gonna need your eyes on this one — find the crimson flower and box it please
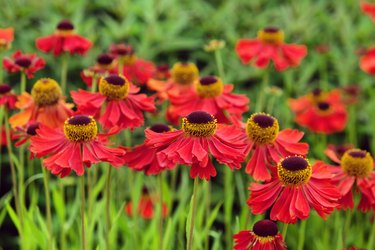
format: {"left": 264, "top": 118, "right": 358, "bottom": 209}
{"left": 9, "top": 78, "right": 73, "bottom": 129}
{"left": 248, "top": 155, "right": 340, "bottom": 224}
{"left": 36, "top": 20, "right": 92, "bottom": 56}
{"left": 0, "top": 84, "right": 17, "bottom": 110}
{"left": 236, "top": 27, "right": 307, "bottom": 71}
{"left": 361, "top": 1, "right": 375, "bottom": 21}
{"left": 124, "top": 124, "right": 176, "bottom": 175}
{"left": 166, "top": 76, "right": 249, "bottom": 125}
{"left": 0, "top": 28, "right": 13, "bottom": 51}
{"left": 240, "top": 113, "right": 309, "bottom": 181}
{"left": 3, "top": 50, "right": 45, "bottom": 79}
{"left": 13, "top": 122, "right": 40, "bottom": 147}
{"left": 81, "top": 53, "right": 116, "bottom": 87}
{"left": 359, "top": 46, "right": 375, "bottom": 75}
{"left": 29, "top": 115, "right": 125, "bottom": 177}
{"left": 324, "top": 147, "right": 375, "bottom": 212}
{"left": 233, "top": 220, "right": 286, "bottom": 250}
{"left": 146, "top": 111, "right": 246, "bottom": 180}
{"left": 71, "top": 74, "right": 155, "bottom": 130}
{"left": 125, "top": 189, "right": 168, "bottom": 219}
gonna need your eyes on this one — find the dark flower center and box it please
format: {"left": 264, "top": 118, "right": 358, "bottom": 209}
{"left": 253, "top": 114, "right": 275, "bottom": 128}
{"left": 26, "top": 122, "right": 40, "bottom": 136}
{"left": 312, "top": 88, "right": 322, "bottom": 96}
{"left": 57, "top": 20, "right": 74, "bottom": 30}
{"left": 186, "top": 111, "right": 214, "bottom": 124}
{"left": 150, "top": 124, "right": 171, "bottom": 133}
{"left": 348, "top": 150, "right": 367, "bottom": 158}
{"left": 200, "top": 76, "right": 217, "bottom": 86}
{"left": 281, "top": 156, "right": 308, "bottom": 171}
{"left": 15, "top": 57, "right": 32, "bottom": 68}
{"left": 97, "top": 54, "right": 113, "bottom": 65}
{"left": 0, "top": 84, "right": 11, "bottom": 94}
{"left": 252, "top": 220, "right": 278, "bottom": 237}
{"left": 263, "top": 27, "right": 279, "bottom": 33}
{"left": 68, "top": 115, "right": 92, "bottom": 125}
{"left": 157, "top": 64, "right": 169, "bottom": 72}
{"left": 317, "top": 102, "right": 330, "bottom": 111}
{"left": 105, "top": 75, "right": 125, "bottom": 86}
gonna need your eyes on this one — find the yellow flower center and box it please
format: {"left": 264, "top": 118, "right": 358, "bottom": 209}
{"left": 64, "top": 115, "right": 98, "bottom": 142}
{"left": 195, "top": 76, "right": 224, "bottom": 98}
{"left": 246, "top": 113, "right": 279, "bottom": 144}
{"left": 31, "top": 78, "right": 62, "bottom": 106}
{"left": 277, "top": 156, "right": 312, "bottom": 186}
{"left": 182, "top": 111, "right": 217, "bottom": 137}
{"left": 171, "top": 62, "right": 199, "bottom": 86}
{"left": 99, "top": 75, "right": 129, "bottom": 100}
{"left": 341, "top": 149, "right": 373, "bottom": 177}
{"left": 257, "top": 27, "right": 284, "bottom": 44}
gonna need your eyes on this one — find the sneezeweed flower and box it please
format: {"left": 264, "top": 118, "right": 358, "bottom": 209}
{"left": 324, "top": 148, "right": 375, "bottom": 211}
{"left": 0, "top": 28, "right": 14, "bottom": 51}
{"left": 325, "top": 143, "right": 354, "bottom": 162}
{"left": 124, "top": 124, "right": 176, "bottom": 175}
{"left": 0, "top": 84, "right": 17, "bottom": 110}
{"left": 167, "top": 76, "right": 249, "bottom": 124}
{"left": 359, "top": 46, "right": 375, "bottom": 75}
{"left": 9, "top": 78, "right": 73, "bottom": 128}
{"left": 236, "top": 27, "right": 307, "bottom": 71}
{"left": 71, "top": 74, "right": 156, "bottom": 130}
{"left": 36, "top": 20, "right": 92, "bottom": 56}
{"left": 13, "top": 122, "right": 40, "bottom": 147}
{"left": 248, "top": 155, "right": 340, "bottom": 223}
{"left": 29, "top": 115, "right": 125, "bottom": 177}
{"left": 361, "top": 1, "right": 375, "bottom": 21}
{"left": 3, "top": 50, "right": 46, "bottom": 79}
{"left": 124, "top": 190, "right": 168, "bottom": 219}
{"left": 146, "top": 111, "right": 246, "bottom": 180}
{"left": 110, "top": 43, "right": 156, "bottom": 85}
{"left": 241, "top": 113, "right": 309, "bottom": 181}
{"left": 233, "top": 219, "right": 286, "bottom": 250}
{"left": 289, "top": 89, "right": 347, "bottom": 134}
{"left": 81, "top": 53, "right": 115, "bottom": 88}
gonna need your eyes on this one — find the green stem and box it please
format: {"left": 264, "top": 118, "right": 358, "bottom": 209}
{"left": 124, "top": 129, "right": 132, "bottom": 147}
{"left": 204, "top": 181, "right": 211, "bottom": 250}
{"left": 42, "top": 167, "right": 53, "bottom": 250}
{"left": 224, "top": 168, "right": 233, "bottom": 248}
{"left": 91, "top": 75, "right": 98, "bottom": 93}
{"left": 118, "top": 60, "right": 124, "bottom": 76}
{"left": 81, "top": 176, "right": 86, "bottom": 250}
{"left": 59, "top": 181, "right": 67, "bottom": 250}
{"left": 60, "top": 53, "right": 69, "bottom": 95}
{"left": 347, "top": 105, "right": 357, "bottom": 146}
{"left": 20, "top": 72, "right": 27, "bottom": 94}
{"left": 367, "top": 214, "right": 375, "bottom": 249}
{"left": 105, "top": 167, "right": 112, "bottom": 250}
{"left": 255, "top": 71, "right": 269, "bottom": 112}
{"left": 297, "top": 220, "right": 307, "bottom": 250}
{"left": 282, "top": 223, "right": 289, "bottom": 241}
{"left": 159, "top": 173, "right": 164, "bottom": 250}
{"left": 187, "top": 178, "right": 199, "bottom": 250}
{"left": 214, "top": 49, "right": 225, "bottom": 81}
{"left": 343, "top": 209, "right": 352, "bottom": 247}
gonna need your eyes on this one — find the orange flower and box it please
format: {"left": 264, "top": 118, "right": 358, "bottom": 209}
{"left": 0, "top": 28, "right": 14, "bottom": 51}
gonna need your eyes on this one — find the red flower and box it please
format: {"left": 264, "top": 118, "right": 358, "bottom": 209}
{"left": 36, "top": 20, "right": 92, "bottom": 56}
{"left": 359, "top": 46, "right": 375, "bottom": 75}
{"left": 0, "top": 28, "right": 14, "bottom": 50}
{"left": 81, "top": 53, "right": 116, "bottom": 87}
{"left": 236, "top": 27, "right": 307, "bottom": 71}
{"left": 166, "top": 76, "right": 249, "bottom": 125}
{"left": 71, "top": 75, "right": 156, "bottom": 130}
{"left": 324, "top": 148, "right": 375, "bottom": 212}
{"left": 9, "top": 78, "right": 73, "bottom": 129}
{"left": 233, "top": 220, "right": 286, "bottom": 250}
{"left": 3, "top": 50, "right": 45, "bottom": 79}
{"left": 124, "top": 124, "right": 176, "bottom": 175}
{"left": 12, "top": 122, "right": 40, "bottom": 147}
{"left": 29, "top": 115, "right": 125, "bottom": 177}
{"left": 241, "top": 113, "right": 309, "bottom": 181}
{"left": 109, "top": 43, "right": 156, "bottom": 85}
{"left": 361, "top": 1, "right": 375, "bottom": 21}
{"left": 248, "top": 156, "right": 340, "bottom": 224}
{"left": 146, "top": 111, "right": 246, "bottom": 180}
{"left": 289, "top": 89, "right": 347, "bottom": 134}
{"left": 125, "top": 192, "right": 168, "bottom": 219}
{"left": 0, "top": 84, "right": 17, "bottom": 110}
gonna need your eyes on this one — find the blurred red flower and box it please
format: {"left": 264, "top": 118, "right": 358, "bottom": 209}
{"left": 3, "top": 50, "right": 45, "bottom": 79}
{"left": 359, "top": 46, "right": 375, "bottom": 75}
{"left": 81, "top": 53, "right": 116, "bottom": 88}
{"left": 361, "top": 1, "right": 375, "bottom": 21}
{"left": 12, "top": 122, "right": 40, "bottom": 147}
{"left": 0, "top": 84, "right": 17, "bottom": 110}
{"left": 0, "top": 28, "right": 14, "bottom": 51}
{"left": 125, "top": 193, "right": 168, "bottom": 220}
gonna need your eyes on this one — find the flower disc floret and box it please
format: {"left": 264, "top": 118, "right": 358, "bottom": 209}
{"left": 15, "top": 57, "right": 32, "bottom": 68}
{"left": 246, "top": 113, "right": 279, "bottom": 144}
{"left": 257, "top": 27, "right": 285, "bottom": 44}
{"left": 31, "top": 78, "right": 62, "bottom": 106}
{"left": 150, "top": 124, "right": 171, "bottom": 133}
{"left": 26, "top": 122, "right": 40, "bottom": 136}
{"left": 63, "top": 115, "right": 97, "bottom": 142}
{"left": 171, "top": 62, "right": 199, "bottom": 85}
{"left": 196, "top": 76, "right": 224, "bottom": 98}
{"left": 341, "top": 149, "right": 373, "bottom": 177}
{"left": 182, "top": 111, "right": 217, "bottom": 137}
{"left": 277, "top": 156, "right": 312, "bottom": 186}
{"left": 99, "top": 74, "right": 129, "bottom": 100}
{"left": 0, "top": 84, "right": 11, "bottom": 94}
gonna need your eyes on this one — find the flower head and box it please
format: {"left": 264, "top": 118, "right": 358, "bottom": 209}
{"left": 248, "top": 155, "right": 340, "bottom": 223}
{"left": 0, "top": 84, "right": 17, "bottom": 110}
{"left": 81, "top": 53, "right": 116, "bottom": 87}
{"left": 359, "top": 46, "right": 375, "bottom": 75}
{"left": 236, "top": 27, "right": 307, "bottom": 71}
{"left": 361, "top": 1, "right": 375, "bottom": 21}
{"left": 0, "top": 28, "right": 14, "bottom": 51}
{"left": 3, "top": 50, "right": 46, "bottom": 79}
{"left": 13, "top": 122, "right": 40, "bottom": 147}
{"left": 29, "top": 115, "right": 125, "bottom": 177}
{"left": 36, "top": 20, "right": 92, "bottom": 56}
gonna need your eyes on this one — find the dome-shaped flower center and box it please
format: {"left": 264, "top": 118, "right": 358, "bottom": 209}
{"left": 56, "top": 20, "right": 75, "bottom": 36}
{"left": 0, "top": 84, "right": 11, "bottom": 94}
{"left": 171, "top": 62, "right": 199, "bottom": 86}
{"left": 341, "top": 149, "right": 373, "bottom": 177}
{"left": 196, "top": 76, "right": 224, "bottom": 98}
{"left": 99, "top": 75, "right": 129, "bottom": 100}
{"left": 31, "top": 78, "right": 62, "bottom": 106}
{"left": 253, "top": 220, "right": 278, "bottom": 237}
{"left": 257, "top": 27, "right": 284, "bottom": 44}
{"left": 317, "top": 102, "right": 330, "bottom": 111}
{"left": 182, "top": 111, "right": 217, "bottom": 137}
{"left": 246, "top": 113, "right": 279, "bottom": 144}
{"left": 277, "top": 156, "right": 312, "bottom": 186}
{"left": 26, "top": 122, "right": 40, "bottom": 136}
{"left": 15, "top": 57, "right": 32, "bottom": 68}
{"left": 97, "top": 54, "right": 113, "bottom": 67}
{"left": 64, "top": 115, "right": 98, "bottom": 142}
{"left": 150, "top": 124, "right": 171, "bottom": 133}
